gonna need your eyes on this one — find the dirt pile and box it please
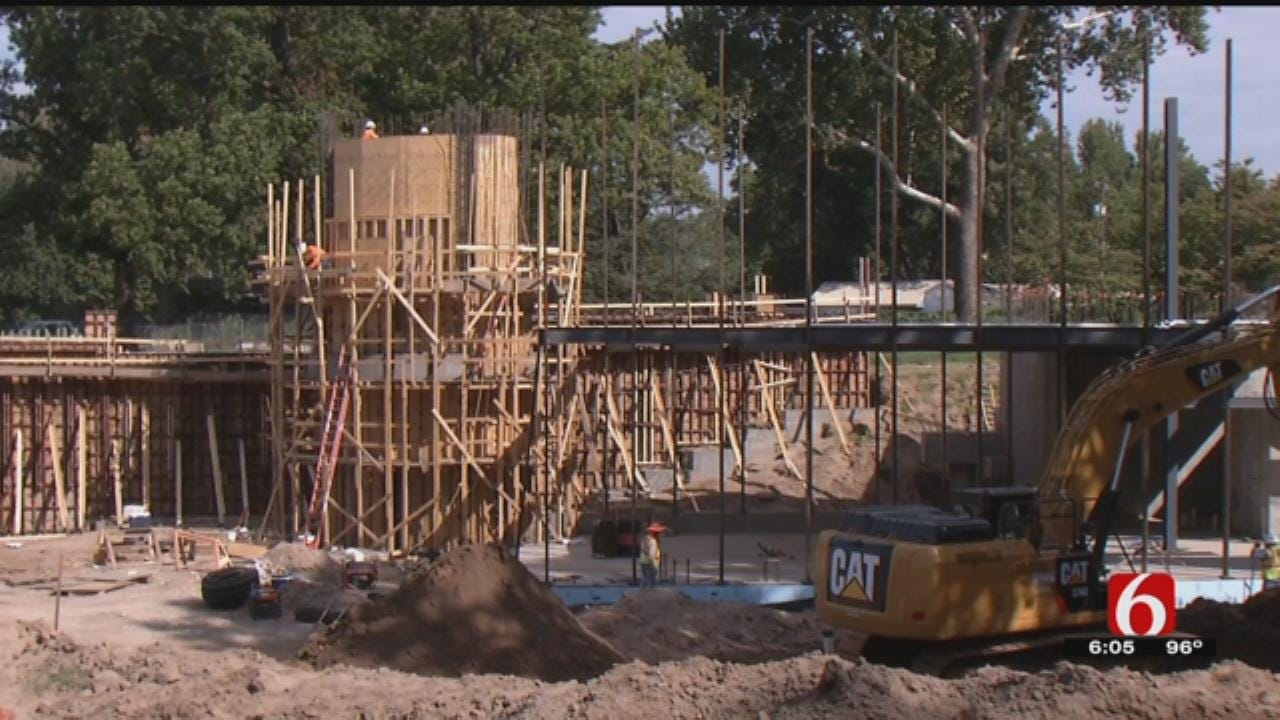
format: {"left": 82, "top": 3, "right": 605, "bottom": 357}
{"left": 5, "top": 617, "right": 1279, "bottom": 720}
{"left": 1178, "top": 590, "right": 1280, "bottom": 671}
{"left": 300, "top": 543, "right": 625, "bottom": 681}
{"left": 262, "top": 541, "right": 346, "bottom": 610}
{"left": 580, "top": 589, "right": 864, "bottom": 664}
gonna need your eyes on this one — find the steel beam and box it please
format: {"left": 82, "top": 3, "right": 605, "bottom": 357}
{"left": 544, "top": 324, "right": 1185, "bottom": 354}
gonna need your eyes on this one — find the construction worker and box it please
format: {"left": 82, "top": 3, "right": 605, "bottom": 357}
{"left": 362, "top": 119, "right": 379, "bottom": 140}
{"left": 1260, "top": 534, "right": 1280, "bottom": 591}
{"left": 639, "top": 521, "right": 666, "bottom": 588}
{"left": 303, "top": 243, "right": 327, "bottom": 270}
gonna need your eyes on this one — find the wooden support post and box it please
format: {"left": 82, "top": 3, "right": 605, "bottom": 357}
{"left": 206, "top": 413, "right": 226, "bottom": 525}
{"left": 238, "top": 438, "right": 250, "bottom": 517}
{"left": 76, "top": 407, "right": 86, "bottom": 531}
{"left": 11, "top": 430, "right": 22, "bottom": 535}
{"left": 431, "top": 409, "right": 520, "bottom": 508}
{"left": 705, "top": 356, "right": 745, "bottom": 476}
{"left": 111, "top": 439, "right": 124, "bottom": 528}
{"left": 140, "top": 403, "right": 150, "bottom": 511}
{"left": 812, "top": 352, "right": 852, "bottom": 455}
{"left": 602, "top": 378, "right": 650, "bottom": 494}
{"left": 47, "top": 421, "right": 69, "bottom": 532}
{"left": 175, "top": 438, "right": 184, "bottom": 527}
{"left": 651, "top": 373, "right": 699, "bottom": 512}
{"left": 753, "top": 360, "right": 803, "bottom": 481}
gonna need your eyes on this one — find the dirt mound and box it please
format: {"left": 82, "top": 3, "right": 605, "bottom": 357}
{"left": 262, "top": 542, "right": 342, "bottom": 584}
{"left": 1179, "top": 594, "right": 1280, "bottom": 672}
{"left": 1243, "top": 588, "right": 1280, "bottom": 626}
{"left": 262, "top": 542, "right": 347, "bottom": 611}
{"left": 581, "top": 589, "right": 863, "bottom": 664}
{"left": 300, "top": 543, "right": 624, "bottom": 681}
{"left": 7, "top": 618, "right": 1280, "bottom": 720}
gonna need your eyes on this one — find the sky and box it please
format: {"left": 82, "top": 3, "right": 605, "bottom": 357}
{"left": 2, "top": 8, "right": 1274, "bottom": 177}
{"left": 595, "top": 5, "right": 1280, "bottom": 179}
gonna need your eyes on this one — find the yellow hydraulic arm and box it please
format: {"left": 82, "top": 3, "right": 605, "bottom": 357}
{"left": 1033, "top": 287, "right": 1280, "bottom": 551}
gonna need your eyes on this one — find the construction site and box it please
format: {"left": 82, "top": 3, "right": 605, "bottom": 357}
{"left": 3, "top": 21, "right": 1280, "bottom": 720}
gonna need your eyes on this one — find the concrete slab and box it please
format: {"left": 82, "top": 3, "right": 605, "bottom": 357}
{"left": 522, "top": 532, "right": 1271, "bottom": 607}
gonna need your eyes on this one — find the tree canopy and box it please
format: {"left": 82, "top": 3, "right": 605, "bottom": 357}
{"left": 1, "top": 6, "right": 1275, "bottom": 328}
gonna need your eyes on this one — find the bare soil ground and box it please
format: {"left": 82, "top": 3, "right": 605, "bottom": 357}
{"left": 2, "top": 535, "right": 1278, "bottom": 719}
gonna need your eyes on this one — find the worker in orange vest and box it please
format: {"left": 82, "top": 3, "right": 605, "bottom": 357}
{"left": 362, "top": 119, "right": 379, "bottom": 140}
{"left": 640, "top": 522, "right": 667, "bottom": 588}
{"left": 303, "top": 244, "right": 327, "bottom": 270}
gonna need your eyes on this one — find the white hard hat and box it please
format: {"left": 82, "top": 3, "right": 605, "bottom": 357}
{"left": 364, "top": 119, "right": 376, "bottom": 129}
{"left": 418, "top": 125, "right": 430, "bottom": 135}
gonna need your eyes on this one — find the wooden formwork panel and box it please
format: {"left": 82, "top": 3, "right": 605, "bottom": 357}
{"left": 0, "top": 378, "right": 270, "bottom": 536}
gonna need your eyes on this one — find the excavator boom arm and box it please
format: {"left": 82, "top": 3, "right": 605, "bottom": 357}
{"left": 1034, "top": 289, "right": 1280, "bottom": 549}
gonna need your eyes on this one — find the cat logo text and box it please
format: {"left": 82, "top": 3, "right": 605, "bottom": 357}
{"left": 826, "top": 539, "right": 893, "bottom": 612}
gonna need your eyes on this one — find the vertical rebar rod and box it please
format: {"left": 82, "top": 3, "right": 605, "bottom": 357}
{"left": 803, "top": 26, "right": 815, "bottom": 582}
{"left": 1004, "top": 106, "right": 1015, "bottom": 486}
{"left": 940, "top": 102, "right": 949, "bottom": 502}
{"left": 890, "top": 34, "right": 900, "bottom": 504}
{"left": 1163, "top": 96, "right": 1181, "bottom": 556}
{"left": 1140, "top": 28, "right": 1151, "bottom": 571}
{"left": 718, "top": 27, "right": 727, "bottom": 586}
{"left": 670, "top": 78, "right": 680, "bottom": 518}
{"left": 603, "top": 97, "right": 610, "bottom": 328}
{"left": 630, "top": 28, "right": 641, "bottom": 584}
{"left": 738, "top": 109, "right": 749, "bottom": 514}
{"left": 975, "top": 88, "right": 986, "bottom": 488}
{"left": 873, "top": 103, "right": 883, "bottom": 501}
{"left": 1221, "top": 38, "right": 1234, "bottom": 579}
{"left": 600, "top": 97, "right": 612, "bottom": 518}
{"left": 1004, "top": 107, "right": 1014, "bottom": 322}
{"left": 1056, "top": 35, "right": 1068, "bottom": 431}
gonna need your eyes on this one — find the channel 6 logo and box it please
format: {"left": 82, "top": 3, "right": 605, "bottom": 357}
{"left": 1107, "top": 573, "right": 1176, "bottom": 636}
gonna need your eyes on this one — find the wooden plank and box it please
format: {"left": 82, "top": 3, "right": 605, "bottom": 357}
{"left": 227, "top": 541, "right": 267, "bottom": 559}
{"left": 46, "top": 421, "right": 69, "bottom": 532}
{"left": 111, "top": 439, "right": 124, "bottom": 528}
{"left": 12, "top": 430, "right": 22, "bottom": 535}
{"left": 76, "top": 407, "right": 86, "bottom": 531}
{"left": 601, "top": 377, "right": 650, "bottom": 494}
{"left": 175, "top": 439, "right": 183, "bottom": 526}
{"left": 376, "top": 268, "right": 440, "bottom": 345}
{"left": 812, "top": 352, "right": 852, "bottom": 455}
{"left": 140, "top": 403, "right": 150, "bottom": 511}
{"left": 753, "top": 359, "right": 803, "bottom": 481}
{"left": 705, "top": 356, "right": 745, "bottom": 476}
{"left": 650, "top": 373, "right": 699, "bottom": 512}
{"left": 205, "top": 413, "right": 226, "bottom": 525}
{"left": 238, "top": 438, "right": 250, "bottom": 517}
{"left": 431, "top": 408, "right": 520, "bottom": 508}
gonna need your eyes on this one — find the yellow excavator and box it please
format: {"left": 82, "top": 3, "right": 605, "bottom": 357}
{"left": 815, "top": 286, "right": 1280, "bottom": 671}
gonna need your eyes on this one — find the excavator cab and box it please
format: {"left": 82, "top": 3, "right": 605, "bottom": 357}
{"left": 955, "top": 487, "right": 1037, "bottom": 540}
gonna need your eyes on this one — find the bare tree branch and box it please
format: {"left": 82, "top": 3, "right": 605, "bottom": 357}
{"left": 983, "top": 7, "right": 1030, "bottom": 112}
{"left": 857, "top": 44, "right": 973, "bottom": 151}
{"left": 822, "top": 125, "right": 962, "bottom": 220}
{"left": 961, "top": 8, "right": 979, "bottom": 43}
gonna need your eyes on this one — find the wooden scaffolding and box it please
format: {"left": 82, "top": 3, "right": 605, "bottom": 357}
{"left": 263, "top": 129, "right": 585, "bottom": 552}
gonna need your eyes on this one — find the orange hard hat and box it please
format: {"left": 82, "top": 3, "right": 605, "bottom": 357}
{"left": 647, "top": 522, "right": 668, "bottom": 535}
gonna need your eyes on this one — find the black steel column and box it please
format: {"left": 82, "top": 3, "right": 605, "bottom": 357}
{"left": 1163, "top": 96, "right": 1181, "bottom": 555}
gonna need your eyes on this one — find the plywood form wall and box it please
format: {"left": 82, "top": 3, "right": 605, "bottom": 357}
{"left": 0, "top": 378, "right": 271, "bottom": 535}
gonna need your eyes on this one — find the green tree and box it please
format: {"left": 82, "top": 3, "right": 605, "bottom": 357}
{"left": 0, "top": 7, "right": 722, "bottom": 322}
{"left": 668, "top": 6, "right": 1208, "bottom": 322}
